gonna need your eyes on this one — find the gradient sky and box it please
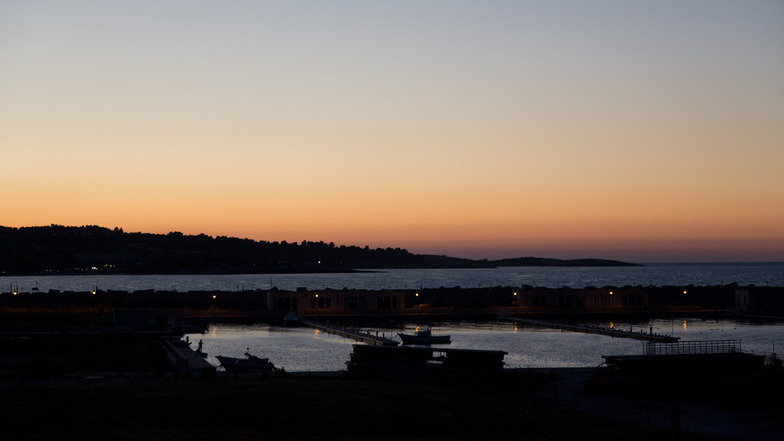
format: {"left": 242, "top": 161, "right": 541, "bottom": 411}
{"left": 2, "top": 1, "right": 783, "bottom": 262}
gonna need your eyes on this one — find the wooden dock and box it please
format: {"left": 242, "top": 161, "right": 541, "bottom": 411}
{"left": 499, "top": 317, "right": 679, "bottom": 342}
{"left": 298, "top": 319, "right": 399, "bottom": 346}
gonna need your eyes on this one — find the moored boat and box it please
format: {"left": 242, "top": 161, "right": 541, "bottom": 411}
{"left": 216, "top": 351, "right": 276, "bottom": 373}
{"left": 398, "top": 326, "right": 451, "bottom": 345}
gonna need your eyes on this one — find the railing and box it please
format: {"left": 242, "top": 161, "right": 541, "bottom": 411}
{"left": 644, "top": 339, "right": 741, "bottom": 356}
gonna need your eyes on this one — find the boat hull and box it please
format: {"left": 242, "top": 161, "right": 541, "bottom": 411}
{"left": 216, "top": 355, "right": 276, "bottom": 373}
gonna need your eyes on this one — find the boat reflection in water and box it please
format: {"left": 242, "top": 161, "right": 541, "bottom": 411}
{"left": 398, "top": 326, "right": 451, "bottom": 345}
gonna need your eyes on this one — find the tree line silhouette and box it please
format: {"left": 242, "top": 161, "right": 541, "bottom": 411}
{"left": 0, "top": 225, "right": 636, "bottom": 275}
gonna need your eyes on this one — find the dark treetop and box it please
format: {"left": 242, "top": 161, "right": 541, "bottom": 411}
{"left": 0, "top": 225, "right": 638, "bottom": 275}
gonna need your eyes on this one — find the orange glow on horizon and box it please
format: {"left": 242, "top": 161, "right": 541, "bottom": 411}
{"left": 2, "top": 210, "right": 783, "bottom": 262}
{"left": 2, "top": 2, "right": 782, "bottom": 263}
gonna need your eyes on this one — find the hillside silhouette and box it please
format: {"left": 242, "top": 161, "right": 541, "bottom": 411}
{"left": 0, "top": 225, "right": 638, "bottom": 275}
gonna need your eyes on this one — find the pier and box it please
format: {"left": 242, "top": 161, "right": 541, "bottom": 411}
{"left": 297, "top": 319, "right": 399, "bottom": 346}
{"left": 161, "top": 336, "right": 215, "bottom": 374}
{"left": 500, "top": 317, "right": 679, "bottom": 342}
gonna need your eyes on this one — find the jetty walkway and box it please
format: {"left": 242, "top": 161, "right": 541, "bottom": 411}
{"left": 499, "top": 317, "right": 679, "bottom": 342}
{"left": 161, "top": 336, "right": 215, "bottom": 374}
{"left": 298, "top": 319, "right": 399, "bottom": 346}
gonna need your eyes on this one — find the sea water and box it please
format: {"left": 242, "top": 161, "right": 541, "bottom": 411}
{"left": 3, "top": 262, "right": 783, "bottom": 293}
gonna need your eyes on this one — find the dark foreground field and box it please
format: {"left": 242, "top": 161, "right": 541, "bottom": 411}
{"left": 1, "top": 373, "right": 762, "bottom": 441}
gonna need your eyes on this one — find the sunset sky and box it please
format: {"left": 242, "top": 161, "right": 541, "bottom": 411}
{"left": 2, "top": 1, "right": 783, "bottom": 262}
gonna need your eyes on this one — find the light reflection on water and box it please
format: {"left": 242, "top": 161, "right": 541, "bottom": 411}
{"left": 187, "top": 319, "right": 784, "bottom": 372}
{"left": 190, "top": 324, "right": 357, "bottom": 373}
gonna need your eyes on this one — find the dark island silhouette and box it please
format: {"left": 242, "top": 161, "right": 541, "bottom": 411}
{"left": 0, "top": 225, "right": 639, "bottom": 275}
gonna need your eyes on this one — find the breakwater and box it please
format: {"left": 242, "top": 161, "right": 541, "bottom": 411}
{"left": 499, "top": 317, "right": 679, "bottom": 342}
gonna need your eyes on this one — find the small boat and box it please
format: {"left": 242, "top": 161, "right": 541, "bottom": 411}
{"left": 216, "top": 351, "right": 276, "bottom": 373}
{"left": 398, "top": 326, "right": 451, "bottom": 345}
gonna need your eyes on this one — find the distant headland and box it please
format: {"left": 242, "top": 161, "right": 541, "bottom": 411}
{"left": 0, "top": 225, "right": 639, "bottom": 275}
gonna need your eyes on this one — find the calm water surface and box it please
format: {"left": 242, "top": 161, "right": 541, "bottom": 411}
{"left": 187, "top": 318, "right": 784, "bottom": 372}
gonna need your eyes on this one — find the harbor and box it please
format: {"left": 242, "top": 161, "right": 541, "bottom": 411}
{"left": 1, "top": 300, "right": 782, "bottom": 441}
{"left": 1, "top": 268, "right": 782, "bottom": 440}
{"left": 188, "top": 316, "right": 782, "bottom": 372}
